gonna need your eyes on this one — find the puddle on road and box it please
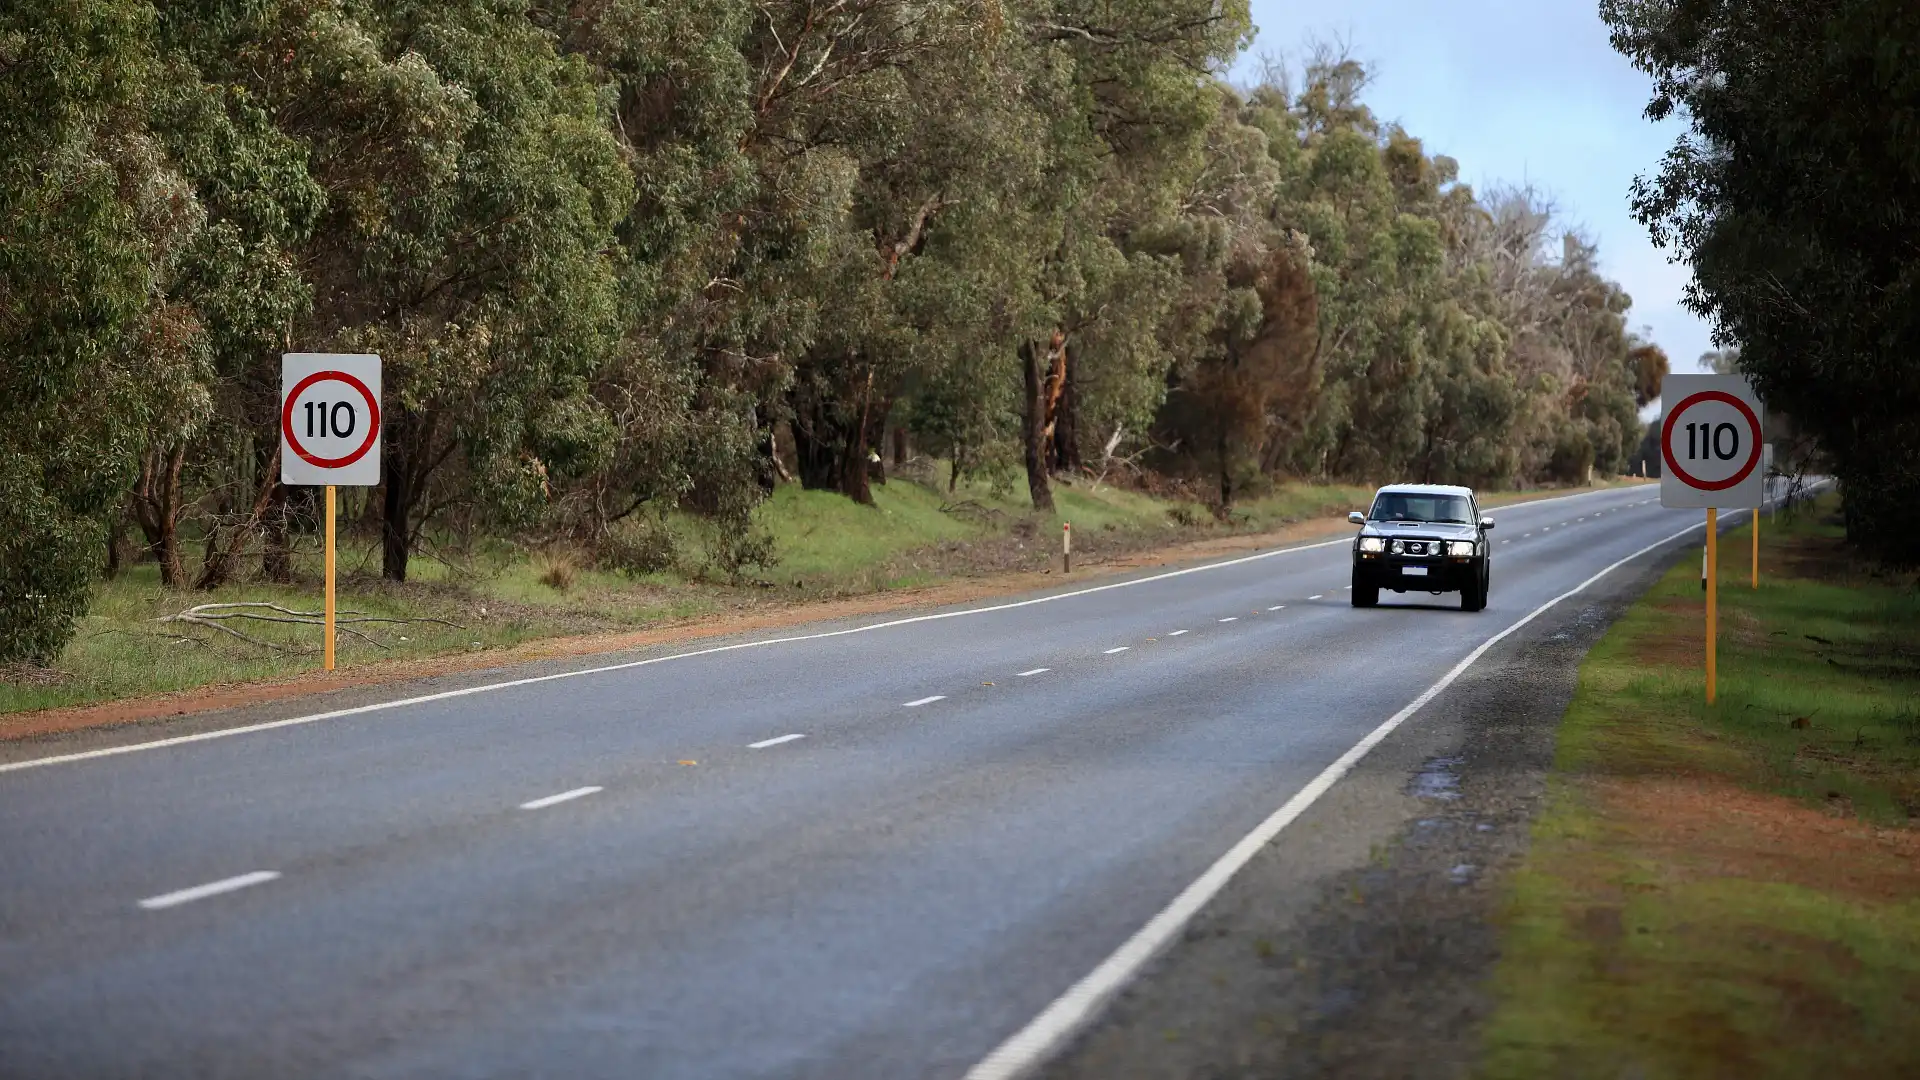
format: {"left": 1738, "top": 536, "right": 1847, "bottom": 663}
{"left": 1409, "top": 756, "right": 1465, "bottom": 801}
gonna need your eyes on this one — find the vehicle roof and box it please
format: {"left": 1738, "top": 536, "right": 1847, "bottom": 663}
{"left": 1372, "top": 484, "right": 1476, "bottom": 497}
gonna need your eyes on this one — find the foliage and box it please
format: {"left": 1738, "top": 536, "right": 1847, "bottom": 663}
{"left": 1603, "top": 0, "right": 1920, "bottom": 562}
{"left": 3, "top": 1, "right": 1672, "bottom": 657}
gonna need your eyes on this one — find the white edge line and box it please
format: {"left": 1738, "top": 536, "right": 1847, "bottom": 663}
{"left": 138, "top": 870, "right": 280, "bottom": 911}
{"left": 903, "top": 695, "right": 946, "bottom": 708}
{"left": 960, "top": 515, "right": 1711, "bottom": 1080}
{"left": 0, "top": 485, "right": 1658, "bottom": 776}
{"left": 747, "top": 734, "right": 806, "bottom": 749}
{"left": 1016, "top": 668, "right": 1050, "bottom": 677}
{"left": 519, "top": 785, "right": 603, "bottom": 810}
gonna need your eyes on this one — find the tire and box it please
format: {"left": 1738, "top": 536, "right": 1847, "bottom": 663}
{"left": 1461, "top": 566, "right": 1488, "bottom": 612}
{"left": 1351, "top": 572, "right": 1379, "bottom": 608}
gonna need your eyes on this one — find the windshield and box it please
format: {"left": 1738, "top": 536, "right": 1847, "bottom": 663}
{"left": 1369, "top": 492, "right": 1474, "bottom": 524}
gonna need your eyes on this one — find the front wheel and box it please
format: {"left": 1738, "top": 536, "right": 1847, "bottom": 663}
{"left": 1352, "top": 572, "right": 1379, "bottom": 608}
{"left": 1460, "top": 566, "right": 1488, "bottom": 612}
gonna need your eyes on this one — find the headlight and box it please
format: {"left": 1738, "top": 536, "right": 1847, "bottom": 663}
{"left": 1447, "top": 540, "right": 1477, "bottom": 557}
{"left": 1389, "top": 539, "right": 1404, "bottom": 554}
{"left": 1359, "top": 537, "right": 1384, "bottom": 553}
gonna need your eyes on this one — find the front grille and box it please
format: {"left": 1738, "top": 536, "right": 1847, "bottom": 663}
{"left": 1400, "top": 540, "right": 1432, "bottom": 556}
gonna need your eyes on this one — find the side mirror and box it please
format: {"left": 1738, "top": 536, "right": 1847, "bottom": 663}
{"left": 1348, "top": 511, "right": 1366, "bottom": 525}
{"left": 1480, "top": 517, "right": 1496, "bottom": 530}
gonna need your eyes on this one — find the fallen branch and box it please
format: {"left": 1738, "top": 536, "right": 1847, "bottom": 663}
{"left": 155, "top": 602, "right": 466, "bottom": 653}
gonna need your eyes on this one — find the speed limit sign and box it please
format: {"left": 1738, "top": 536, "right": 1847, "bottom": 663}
{"left": 1660, "top": 374, "right": 1764, "bottom": 509}
{"left": 281, "top": 353, "right": 381, "bottom": 486}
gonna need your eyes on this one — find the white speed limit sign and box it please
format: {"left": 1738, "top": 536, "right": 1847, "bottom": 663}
{"left": 1660, "top": 373, "right": 1764, "bottom": 509}
{"left": 281, "top": 353, "right": 381, "bottom": 487}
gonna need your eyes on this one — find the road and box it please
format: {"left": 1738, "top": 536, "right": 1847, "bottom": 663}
{"left": 0, "top": 485, "right": 1716, "bottom": 1079}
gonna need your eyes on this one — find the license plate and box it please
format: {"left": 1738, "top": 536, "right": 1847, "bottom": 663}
{"left": 1402, "top": 566, "right": 1428, "bottom": 577}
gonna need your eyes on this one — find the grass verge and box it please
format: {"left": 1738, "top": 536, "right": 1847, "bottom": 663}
{"left": 1480, "top": 495, "right": 1920, "bottom": 1079}
{"left": 0, "top": 471, "right": 1641, "bottom": 717}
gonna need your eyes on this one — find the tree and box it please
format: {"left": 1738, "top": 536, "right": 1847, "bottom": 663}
{"left": 1603, "top": 0, "right": 1920, "bottom": 560}
{"left": 0, "top": 0, "right": 212, "bottom": 658}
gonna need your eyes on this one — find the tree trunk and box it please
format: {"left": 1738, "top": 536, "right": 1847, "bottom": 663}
{"left": 1217, "top": 430, "right": 1234, "bottom": 515}
{"left": 131, "top": 444, "right": 189, "bottom": 589}
{"left": 382, "top": 462, "right": 412, "bottom": 582}
{"left": 262, "top": 482, "right": 292, "bottom": 583}
{"left": 1050, "top": 344, "right": 1082, "bottom": 474}
{"left": 197, "top": 446, "right": 283, "bottom": 590}
{"left": 1021, "top": 341, "right": 1056, "bottom": 513}
{"left": 891, "top": 425, "right": 908, "bottom": 468}
{"left": 382, "top": 411, "right": 417, "bottom": 582}
{"left": 105, "top": 512, "right": 126, "bottom": 579}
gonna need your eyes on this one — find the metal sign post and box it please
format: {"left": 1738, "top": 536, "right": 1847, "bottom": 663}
{"left": 1661, "top": 374, "right": 1765, "bottom": 705}
{"left": 281, "top": 353, "right": 382, "bottom": 672}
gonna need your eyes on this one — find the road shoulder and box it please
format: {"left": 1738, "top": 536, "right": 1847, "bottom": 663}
{"left": 1036, "top": 539, "right": 1675, "bottom": 1080}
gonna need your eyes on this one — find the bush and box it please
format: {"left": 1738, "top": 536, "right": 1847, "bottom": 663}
{"left": 600, "top": 516, "right": 679, "bottom": 576}
{"left": 0, "top": 455, "right": 100, "bottom": 663}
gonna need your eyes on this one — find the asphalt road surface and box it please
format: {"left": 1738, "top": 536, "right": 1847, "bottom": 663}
{"left": 0, "top": 486, "right": 1715, "bottom": 1080}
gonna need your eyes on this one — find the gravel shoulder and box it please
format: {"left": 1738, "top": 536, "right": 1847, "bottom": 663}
{"left": 1035, "top": 546, "right": 1682, "bottom": 1080}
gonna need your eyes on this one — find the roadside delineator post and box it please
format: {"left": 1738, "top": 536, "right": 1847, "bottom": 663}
{"left": 1063, "top": 521, "right": 1072, "bottom": 573}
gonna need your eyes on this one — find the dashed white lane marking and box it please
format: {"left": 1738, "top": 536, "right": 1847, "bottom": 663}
{"left": 1104, "top": 647, "right": 1131, "bottom": 654}
{"left": 1016, "top": 668, "right": 1049, "bottom": 677}
{"left": 1167, "top": 630, "right": 1189, "bottom": 637}
{"left": 1524, "top": 532, "right": 1533, "bottom": 537}
{"left": 1308, "top": 595, "right": 1324, "bottom": 601}
{"left": 520, "top": 786, "right": 603, "bottom": 810}
{"left": 903, "top": 696, "right": 946, "bottom": 708}
{"left": 963, "top": 516, "right": 1715, "bottom": 1080}
{"left": 1502, "top": 540, "right": 1511, "bottom": 544}
{"left": 1268, "top": 606, "right": 1286, "bottom": 611}
{"left": 139, "top": 871, "right": 280, "bottom": 911}
{"left": 1217, "top": 617, "right": 1237, "bottom": 623}
{"left": 747, "top": 734, "right": 806, "bottom": 750}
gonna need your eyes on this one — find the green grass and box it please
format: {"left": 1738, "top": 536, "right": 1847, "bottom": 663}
{"left": 1479, "top": 496, "right": 1920, "bottom": 1079}
{"left": 0, "top": 470, "right": 1645, "bottom": 717}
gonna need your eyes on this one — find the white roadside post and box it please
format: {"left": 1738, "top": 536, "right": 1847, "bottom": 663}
{"left": 280, "top": 354, "right": 382, "bottom": 672}
{"left": 1063, "top": 521, "right": 1072, "bottom": 574}
{"left": 1660, "top": 374, "right": 1766, "bottom": 706}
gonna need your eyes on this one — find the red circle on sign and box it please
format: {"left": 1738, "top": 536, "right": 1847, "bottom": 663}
{"left": 282, "top": 370, "right": 381, "bottom": 469}
{"left": 1661, "top": 390, "right": 1761, "bottom": 491}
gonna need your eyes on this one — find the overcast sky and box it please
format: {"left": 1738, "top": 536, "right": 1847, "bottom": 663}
{"left": 1238, "top": 0, "right": 1716, "bottom": 378}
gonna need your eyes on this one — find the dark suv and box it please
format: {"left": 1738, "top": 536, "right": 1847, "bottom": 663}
{"left": 1349, "top": 485, "right": 1494, "bottom": 611}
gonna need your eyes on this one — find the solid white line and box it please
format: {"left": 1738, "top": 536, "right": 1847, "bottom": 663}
{"left": 520, "top": 786, "right": 602, "bottom": 810}
{"left": 138, "top": 871, "right": 280, "bottom": 911}
{"left": 903, "top": 696, "right": 946, "bottom": 708}
{"left": 747, "top": 734, "right": 806, "bottom": 750}
{"left": 1016, "top": 668, "right": 1050, "bottom": 677}
{"left": 0, "top": 486, "right": 1655, "bottom": 776}
{"left": 1166, "top": 630, "right": 1189, "bottom": 637}
{"left": 1103, "top": 647, "right": 1130, "bottom": 655}
{"left": 961, "top": 516, "right": 1710, "bottom": 1080}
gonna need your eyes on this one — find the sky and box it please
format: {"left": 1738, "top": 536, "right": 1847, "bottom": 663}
{"left": 1237, "top": 0, "right": 1717, "bottom": 381}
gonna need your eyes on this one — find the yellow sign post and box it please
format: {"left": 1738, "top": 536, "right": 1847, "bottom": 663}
{"left": 324, "top": 485, "right": 337, "bottom": 672}
{"left": 1705, "top": 508, "right": 1718, "bottom": 705}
